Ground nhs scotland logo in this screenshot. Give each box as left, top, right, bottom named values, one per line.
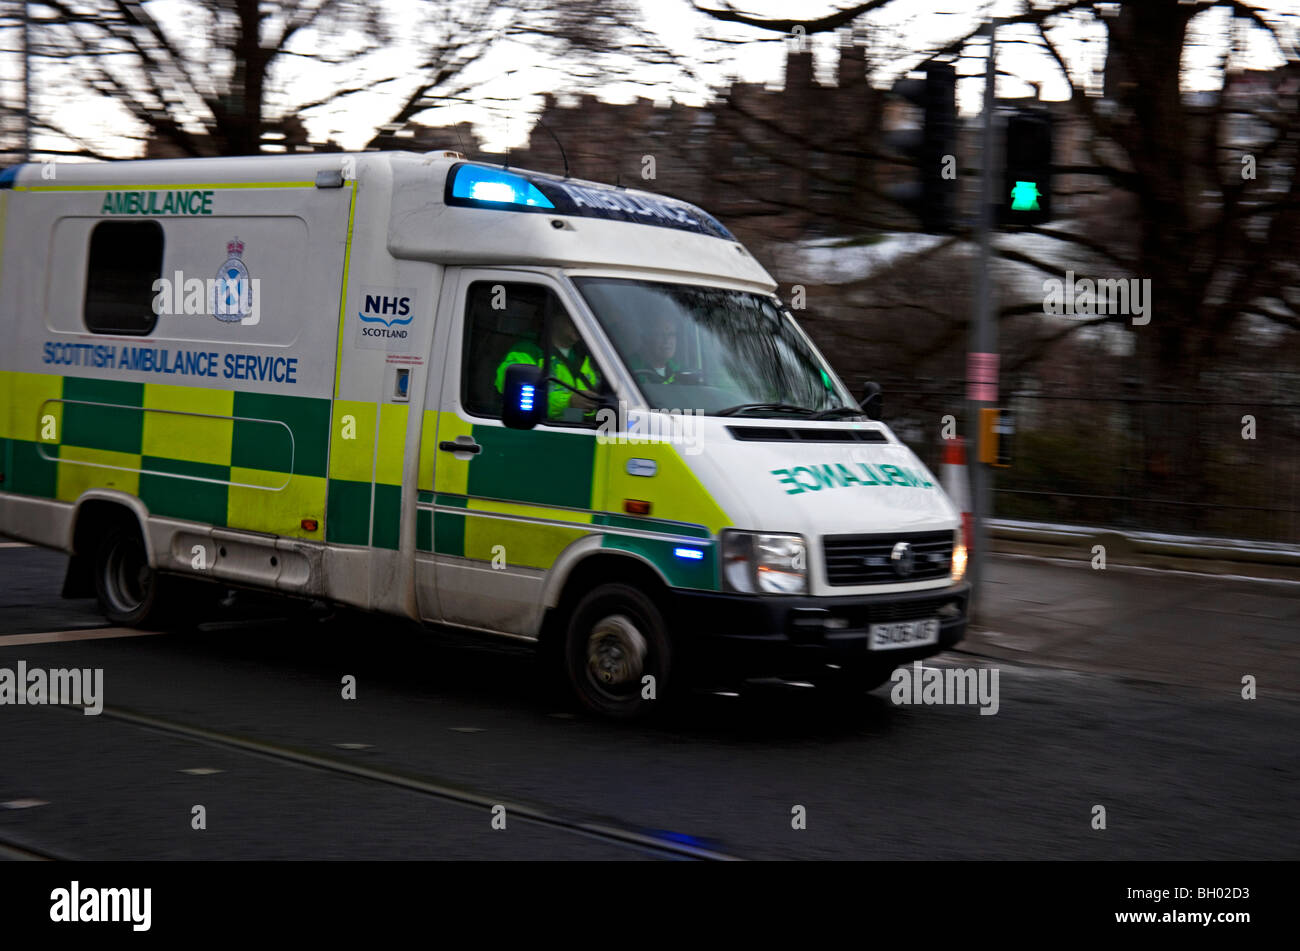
left=355, top=286, right=418, bottom=351
left=359, top=294, right=413, bottom=328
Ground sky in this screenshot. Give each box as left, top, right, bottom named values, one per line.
left=3, top=0, right=1294, bottom=159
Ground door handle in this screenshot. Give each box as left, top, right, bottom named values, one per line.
left=439, top=440, right=481, bottom=454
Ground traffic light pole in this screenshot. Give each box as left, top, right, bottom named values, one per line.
left=967, top=19, right=1000, bottom=620
left=21, top=0, right=30, bottom=163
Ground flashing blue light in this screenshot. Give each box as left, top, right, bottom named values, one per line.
left=451, top=166, right=554, bottom=209
left=674, top=547, right=704, bottom=561
left=470, top=181, right=517, bottom=202
left=519, top=383, right=535, bottom=411
left=649, top=829, right=710, bottom=848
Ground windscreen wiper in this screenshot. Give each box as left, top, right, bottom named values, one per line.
left=714, top=402, right=815, bottom=417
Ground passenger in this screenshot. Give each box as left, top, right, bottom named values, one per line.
left=629, top=316, right=681, bottom=384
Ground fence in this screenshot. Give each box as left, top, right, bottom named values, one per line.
left=888, top=383, right=1300, bottom=546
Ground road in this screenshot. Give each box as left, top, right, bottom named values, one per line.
left=1, top=543, right=1296, bottom=860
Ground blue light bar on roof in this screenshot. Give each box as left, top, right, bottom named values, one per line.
left=444, top=162, right=734, bottom=238
left=450, top=165, right=554, bottom=208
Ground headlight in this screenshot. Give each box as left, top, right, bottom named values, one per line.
left=951, top=523, right=968, bottom=583
left=722, top=531, right=807, bottom=595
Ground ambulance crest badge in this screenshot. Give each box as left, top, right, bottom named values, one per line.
left=211, top=237, right=254, bottom=323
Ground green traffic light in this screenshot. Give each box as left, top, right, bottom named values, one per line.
left=1010, top=180, right=1041, bottom=211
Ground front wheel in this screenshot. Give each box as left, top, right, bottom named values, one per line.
left=563, top=583, right=672, bottom=718
left=92, top=524, right=170, bottom=627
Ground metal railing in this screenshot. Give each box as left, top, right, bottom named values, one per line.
left=887, top=383, right=1300, bottom=545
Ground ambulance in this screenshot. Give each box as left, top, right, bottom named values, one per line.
left=0, top=150, right=968, bottom=716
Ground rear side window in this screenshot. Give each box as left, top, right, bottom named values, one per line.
left=84, top=221, right=164, bottom=335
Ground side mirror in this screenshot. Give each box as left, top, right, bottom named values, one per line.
left=859, top=381, right=883, bottom=421
left=594, top=382, right=620, bottom=417
left=501, top=363, right=545, bottom=430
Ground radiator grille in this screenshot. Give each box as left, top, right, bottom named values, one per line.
left=823, top=530, right=954, bottom=586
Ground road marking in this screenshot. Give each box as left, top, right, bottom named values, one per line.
left=179, top=768, right=223, bottom=776
left=1, top=799, right=49, bottom=810
left=0, top=839, right=57, bottom=861
left=0, top=542, right=31, bottom=549
left=0, top=627, right=162, bottom=647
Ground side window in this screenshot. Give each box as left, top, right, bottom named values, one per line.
left=461, top=281, right=605, bottom=426
left=84, top=221, right=164, bottom=335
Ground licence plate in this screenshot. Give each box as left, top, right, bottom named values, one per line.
left=868, top=618, right=940, bottom=651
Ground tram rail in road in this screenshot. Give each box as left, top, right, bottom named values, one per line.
left=37, top=700, right=745, bottom=862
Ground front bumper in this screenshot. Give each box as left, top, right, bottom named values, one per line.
left=670, top=583, right=969, bottom=682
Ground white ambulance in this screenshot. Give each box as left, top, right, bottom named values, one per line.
left=0, top=151, right=968, bottom=716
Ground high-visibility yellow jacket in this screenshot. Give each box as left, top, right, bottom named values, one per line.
left=495, top=342, right=600, bottom=419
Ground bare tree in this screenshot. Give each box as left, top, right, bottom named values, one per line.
left=13, top=0, right=650, bottom=158
left=689, top=0, right=1300, bottom=529
left=692, top=1, right=1300, bottom=330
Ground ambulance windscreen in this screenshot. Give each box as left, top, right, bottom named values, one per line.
left=572, top=277, right=851, bottom=419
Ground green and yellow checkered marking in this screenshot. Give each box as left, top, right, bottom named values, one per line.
left=1, top=371, right=331, bottom=538
left=416, top=409, right=732, bottom=590
left=323, top=400, right=407, bottom=549
left=2, top=365, right=736, bottom=590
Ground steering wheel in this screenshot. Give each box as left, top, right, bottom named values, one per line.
left=633, top=369, right=663, bottom=383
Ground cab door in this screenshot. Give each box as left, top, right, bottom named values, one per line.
left=422, top=268, right=609, bottom=635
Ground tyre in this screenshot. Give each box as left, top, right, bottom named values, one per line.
left=563, top=583, right=672, bottom=718
left=92, top=523, right=170, bottom=627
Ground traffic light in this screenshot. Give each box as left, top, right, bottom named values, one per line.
left=885, top=61, right=958, bottom=233
left=1000, top=110, right=1053, bottom=226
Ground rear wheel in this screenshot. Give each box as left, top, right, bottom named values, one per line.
left=92, top=523, right=170, bottom=627
left=563, top=583, right=672, bottom=719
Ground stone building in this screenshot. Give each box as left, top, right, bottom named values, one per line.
left=433, top=39, right=892, bottom=249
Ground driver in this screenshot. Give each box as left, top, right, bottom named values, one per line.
left=629, top=315, right=681, bottom=384
left=495, top=312, right=601, bottom=420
